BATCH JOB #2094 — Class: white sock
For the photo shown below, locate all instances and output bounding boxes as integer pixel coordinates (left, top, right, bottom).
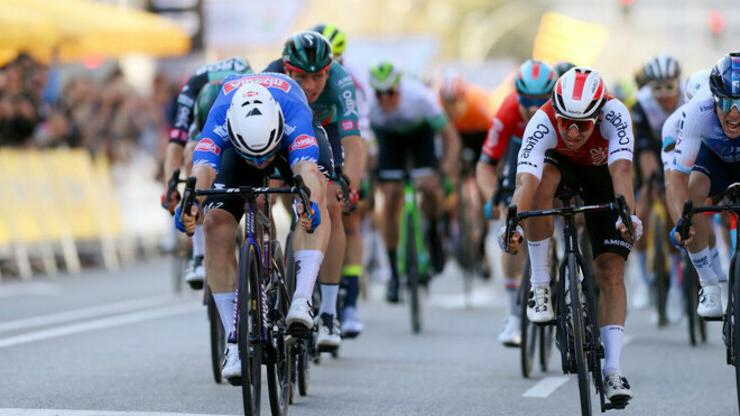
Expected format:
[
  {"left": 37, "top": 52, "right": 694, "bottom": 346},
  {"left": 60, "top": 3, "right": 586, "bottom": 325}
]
[
  {"left": 192, "top": 224, "right": 205, "bottom": 258},
  {"left": 527, "top": 239, "right": 551, "bottom": 288},
  {"left": 213, "top": 292, "right": 236, "bottom": 337},
  {"left": 689, "top": 247, "right": 719, "bottom": 287},
  {"left": 601, "top": 325, "right": 625, "bottom": 377},
  {"left": 319, "top": 283, "right": 339, "bottom": 317},
  {"left": 710, "top": 245, "right": 726, "bottom": 282},
  {"left": 504, "top": 277, "right": 520, "bottom": 317},
  {"left": 293, "top": 250, "right": 324, "bottom": 301}
]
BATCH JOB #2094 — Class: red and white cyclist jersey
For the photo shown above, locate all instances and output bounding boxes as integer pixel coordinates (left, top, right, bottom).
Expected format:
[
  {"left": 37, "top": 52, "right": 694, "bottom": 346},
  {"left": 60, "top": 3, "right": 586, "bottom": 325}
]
[
  {"left": 516, "top": 96, "right": 635, "bottom": 180},
  {"left": 480, "top": 92, "right": 528, "bottom": 164}
]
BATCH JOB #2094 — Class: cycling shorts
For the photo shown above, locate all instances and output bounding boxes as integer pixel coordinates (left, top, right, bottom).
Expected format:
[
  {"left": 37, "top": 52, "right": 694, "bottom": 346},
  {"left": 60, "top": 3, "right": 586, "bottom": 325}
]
[
  {"left": 374, "top": 125, "right": 438, "bottom": 181},
  {"left": 545, "top": 150, "right": 632, "bottom": 260},
  {"left": 692, "top": 142, "right": 740, "bottom": 198}
]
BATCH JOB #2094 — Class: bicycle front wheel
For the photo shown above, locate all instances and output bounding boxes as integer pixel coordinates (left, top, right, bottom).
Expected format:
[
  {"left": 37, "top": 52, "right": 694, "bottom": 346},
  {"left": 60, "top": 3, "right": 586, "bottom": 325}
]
[
  {"left": 239, "top": 244, "right": 263, "bottom": 416},
  {"left": 519, "top": 260, "right": 536, "bottom": 378},
  {"left": 568, "top": 254, "right": 592, "bottom": 416},
  {"left": 207, "top": 286, "right": 225, "bottom": 384},
  {"left": 406, "top": 212, "right": 421, "bottom": 334},
  {"left": 730, "top": 253, "right": 740, "bottom": 414}
]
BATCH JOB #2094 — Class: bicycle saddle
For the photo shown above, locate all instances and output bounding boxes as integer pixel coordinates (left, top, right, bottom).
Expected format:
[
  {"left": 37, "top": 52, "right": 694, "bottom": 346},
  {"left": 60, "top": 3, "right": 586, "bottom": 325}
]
[{"left": 725, "top": 182, "right": 740, "bottom": 203}]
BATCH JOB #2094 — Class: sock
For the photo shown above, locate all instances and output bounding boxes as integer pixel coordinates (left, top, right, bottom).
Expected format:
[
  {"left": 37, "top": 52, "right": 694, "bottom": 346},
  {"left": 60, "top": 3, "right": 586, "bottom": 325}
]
[
  {"left": 689, "top": 247, "right": 719, "bottom": 287},
  {"left": 527, "top": 239, "right": 551, "bottom": 288},
  {"left": 710, "top": 245, "right": 726, "bottom": 282},
  {"left": 504, "top": 277, "right": 520, "bottom": 317},
  {"left": 293, "top": 250, "right": 324, "bottom": 301},
  {"left": 342, "top": 264, "right": 361, "bottom": 308},
  {"left": 601, "top": 325, "right": 625, "bottom": 377},
  {"left": 192, "top": 224, "right": 205, "bottom": 258},
  {"left": 319, "top": 283, "right": 339, "bottom": 317},
  {"left": 635, "top": 251, "right": 652, "bottom": 284},
  {"left": 387, "top": 249, "right": 399, "bottom": 283},
  {"left": 213, "top": 292, "right": 236, "bottom": 339}
]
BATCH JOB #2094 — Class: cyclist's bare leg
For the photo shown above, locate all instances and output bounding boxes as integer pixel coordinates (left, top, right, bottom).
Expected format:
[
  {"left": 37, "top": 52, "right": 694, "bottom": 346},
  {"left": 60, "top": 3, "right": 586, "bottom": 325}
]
[
  {"left": 381, "top": 181, "right": 404, "bottom": 296},
  {"left": 417, "top": 174, "right": 444, "bottom": 220},
  {"left": 594, "top": 252, "right": 627, "bottom": 377},
  {"left": 524, "top": 164, "right": 559, "bottom": 287},
  {"left": 501, "top": 248, "right": 525, "bottom": 316},
  {"left": 204, "top": 208, "right": 239, "bottom": 334},
  {"left": 685, "top": 171, "right": 718, "bottom": 286}
]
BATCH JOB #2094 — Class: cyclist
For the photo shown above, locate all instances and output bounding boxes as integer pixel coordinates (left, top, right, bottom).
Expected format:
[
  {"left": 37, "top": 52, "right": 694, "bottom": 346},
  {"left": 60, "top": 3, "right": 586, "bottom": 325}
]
[
  {"left": 439, "top": 71, "right": 492, "bottom": 278},
  {"left": 631, "top": 54, "right": 683, "bottom": 306},
  {"left": 311, "top": 23, "right": 370, "bottom": 338},
  {"left": 369, "top": 61, "right": 461, "bottom": 303},
  {"left": 162, "top": 57, "right": 253, "bottom": 289},
  {"left": 178, "top": 73, "right": 332, "bottom": 382},
  {"left": 553, "top": 61, "right": 575, "bottom": 77},
  {"left": 502, "top": 67, "right": 639, "bottom": 403},
  {"left": 476, "top": 59, "right": 557, "bottom": 346},
  {"left": 670, "top": 52, "right": 740, "bottom": 319},
  {"left": 264, "top": 30, "right": 363, "bottom": 349}
]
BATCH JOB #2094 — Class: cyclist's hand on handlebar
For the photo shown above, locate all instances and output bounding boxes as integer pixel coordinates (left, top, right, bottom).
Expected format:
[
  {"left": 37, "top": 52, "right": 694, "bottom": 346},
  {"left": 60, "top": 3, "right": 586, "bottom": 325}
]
[
  {"left": 670, "top": 219, "right": 695, "bottom": 247},
  {"left": 496, "top": 224, "right": 523, "bottom": 254},
  {"left": 161, "top": 187, "right": 181, "bottom": 215},
  {"left": 293, "top": 199, "right": 321, "bottom": 233},
  {"left": 615, "top": 214, "right": 643, "bottom": 242},
  {"left": 175, "top": 202, "right": 199, "bottom": 235}
]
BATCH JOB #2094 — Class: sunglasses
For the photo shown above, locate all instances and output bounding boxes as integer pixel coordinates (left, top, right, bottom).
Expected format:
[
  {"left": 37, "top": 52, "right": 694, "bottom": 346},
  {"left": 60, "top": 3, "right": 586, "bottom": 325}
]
[
  {"left": 555, "top": 114, "right": 597, "bottom": 132},
  {"left": 714, "top": 96, "right": 740, "bottom": 113},
  {"left": 649, "top": 80, "right": 679, "bottom": 97},
  {"left": 375, "top": 89, "right": 398, "bottom": 98},
  {"left": 517, "top": 94, "right": 549, "bottom": 108}
]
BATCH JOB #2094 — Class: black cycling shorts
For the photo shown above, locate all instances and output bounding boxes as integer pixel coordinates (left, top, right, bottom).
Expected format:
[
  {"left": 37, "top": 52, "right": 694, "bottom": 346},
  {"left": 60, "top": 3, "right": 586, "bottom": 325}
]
[
  {"left": 374, "top": 124, "right": 438, "bottom": 181},
  {"left": 205, "top": 124, "right": 334, "bottom": 222},
  {"left": 460, "top": 131, "right": 487, "bottom": 170},
  {"left": 545, "top": 150, "right": 632, "bottom": 260},
  {"left": 323, "top": 122, "right": 345, "bottom": 171},
  {"left": 693, "top": 142, "right": 740, "bottom": 198}
]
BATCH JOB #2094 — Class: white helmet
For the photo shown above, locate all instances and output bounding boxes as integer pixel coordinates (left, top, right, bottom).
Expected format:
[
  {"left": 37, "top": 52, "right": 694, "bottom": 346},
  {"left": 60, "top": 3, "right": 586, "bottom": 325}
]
[
  {"left": 552, "top": 67, "right": 607, "bottom": 119},
  {"left": 226, "top": 83, "right": 284, "bottom": 162},
  {"left": 684, "top": 69, "right": 710, "bottom": 102}
]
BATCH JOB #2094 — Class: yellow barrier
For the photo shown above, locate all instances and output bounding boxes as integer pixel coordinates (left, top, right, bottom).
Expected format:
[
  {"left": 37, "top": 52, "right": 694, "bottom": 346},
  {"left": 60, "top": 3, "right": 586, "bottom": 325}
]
[
  {"left": 532, "top": 12, "right": 609, "bottom": 67},
  {"left": 0, "top": 149, "right": 124, "bottom": 276}
]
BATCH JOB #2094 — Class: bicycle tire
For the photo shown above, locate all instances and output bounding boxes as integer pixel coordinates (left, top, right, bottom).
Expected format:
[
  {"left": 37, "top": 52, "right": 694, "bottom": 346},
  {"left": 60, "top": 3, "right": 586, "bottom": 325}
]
[
  {"left": 406, "top": 211, "right": 421, "bottom": 334},
  {"left": 540, "top": 240, "right": 559, "bottom": 372},
  {"left": 239, "top": 244, "right": 262, "bottom": 416},
  {"left": 731, "top": 253, "right": 740, "bottom": 414},
  {"left": 297, "top": 341, "right": 309, "bottom": 396},
  {"left": 520, "top": 260, "right": 536, "bottom": 378},
  {"left": 207, "top": 286, "right": 225, "bottom": 384},
  {"left": 652, "top": 213, "right": 669, "bottom": 327},
  {"left": 568, "top": 254, "right": 592, "bottom": 416},
  {"left": 267, "top": 337, "right": 291, "bottom": 416},
  {"left": 456, "top": 179, "right": 479, "bottom": 303},
  {"left": 683, "top": 257, "right": 704, "bottom": 346},
  {"left": 267, "top": 240, "right": 292, "bottom": 415}
]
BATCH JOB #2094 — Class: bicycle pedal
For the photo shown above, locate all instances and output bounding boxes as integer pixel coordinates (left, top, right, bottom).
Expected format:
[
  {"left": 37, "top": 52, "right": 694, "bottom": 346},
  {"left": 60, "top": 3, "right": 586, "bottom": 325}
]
[
  {"left": 317, "top": 343, "right": 339, "bottom": 353},
  {"left": 286, "top": 323, "right": 311, "bottom": 339},
  {"left": 606, "top": 397, "right": 630, "bottom": 410},
  {"left": 226, "top": 376, "right": 242, "bottom": 387},
  {"left": 702, "top": 316, "right": 724, "bottom": 322},
  {"left": 534, "top": 319, "right": 556, "bottom": 327},
  {"left": 187, "top": 280, "right": 204, "bottom": 290}
]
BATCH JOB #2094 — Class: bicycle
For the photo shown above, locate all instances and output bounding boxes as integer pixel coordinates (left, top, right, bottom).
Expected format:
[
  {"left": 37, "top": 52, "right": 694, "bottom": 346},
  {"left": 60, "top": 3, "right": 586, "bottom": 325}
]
[
  {"left": 505, "top": 191, "right": 633, "bottom": 415},
  {"left": 180, "top": 175, "right": 312, "bottom": 416},
  {"left": 677, "top": 182, "right": 740, "bottom": 413},
  {"left": 645, "top": 174, "right": 670, "bottom": 327},
  {"left": 682, "top": 251, "right": 707, "bottom": 346},
  {"left": 454, "top": 148, "right": 485, "bottom": 306},
  {"left": 397, "top": 171, "right": 431, "bottom": 334}
]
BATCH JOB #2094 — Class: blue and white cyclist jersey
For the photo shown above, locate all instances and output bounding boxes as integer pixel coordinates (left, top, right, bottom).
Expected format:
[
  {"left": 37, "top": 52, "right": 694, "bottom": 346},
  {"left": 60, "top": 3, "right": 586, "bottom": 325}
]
[
  {"left": 193, "top": 72, "right": 321, "bottom": 174},
  {"left": 674, "top": 91, "right": 740, "bottom": 174}
]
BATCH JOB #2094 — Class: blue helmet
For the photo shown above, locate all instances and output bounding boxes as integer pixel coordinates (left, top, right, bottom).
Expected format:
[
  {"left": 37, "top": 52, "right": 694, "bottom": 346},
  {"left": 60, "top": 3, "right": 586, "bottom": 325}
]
[
  {"left": 515, "top": 60, "right": 557, "bottom": 96},
  {"left": 709, "top": 52, "right": 740, "bottom": 99}
]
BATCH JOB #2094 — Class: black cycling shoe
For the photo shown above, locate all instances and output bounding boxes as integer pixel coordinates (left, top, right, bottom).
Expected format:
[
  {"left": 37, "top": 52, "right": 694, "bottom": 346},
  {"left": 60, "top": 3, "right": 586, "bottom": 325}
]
[
  {"left": 386, "top": 277, "right": 400, "bottom": 304},
  {"left": 427, "top": 223, "right": 446, "bottom": 274}
]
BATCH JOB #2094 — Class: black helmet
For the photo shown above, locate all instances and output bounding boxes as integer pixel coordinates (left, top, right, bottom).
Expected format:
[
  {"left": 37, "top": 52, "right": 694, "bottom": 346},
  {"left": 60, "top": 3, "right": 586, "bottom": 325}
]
[
  {"left": 553, "top": 61, "right": 576, "bottom": 77},
  {"left": 709, "top": 52, "right": 740, "bottom": 99},
  {"left": 282, "top": 31, "right": 333, "bottom": 73}
]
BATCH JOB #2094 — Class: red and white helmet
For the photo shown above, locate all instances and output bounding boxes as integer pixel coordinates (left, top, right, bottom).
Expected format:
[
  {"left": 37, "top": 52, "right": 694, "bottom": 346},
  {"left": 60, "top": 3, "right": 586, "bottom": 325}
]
[{"left": 552, "top": 67, "right": 607, "bottom": 119}]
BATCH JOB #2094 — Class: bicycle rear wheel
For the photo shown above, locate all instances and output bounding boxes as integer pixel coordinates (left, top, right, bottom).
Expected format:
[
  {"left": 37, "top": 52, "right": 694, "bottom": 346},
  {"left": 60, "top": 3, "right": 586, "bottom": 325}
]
[
  {"left": 568, "top": 254, "right": 592, "bottom": 416},
  {"left": 406, "top": 212, "right": 422, "bottom": 334},
  {"left": 207, "top": 286, "right": 225, "bottom": 384},
  {"left": 239, "top": 244, "right": 263, "bottom": 416},
  {"left": 683, "top": 256, "right": 706, "bottom": 346}
]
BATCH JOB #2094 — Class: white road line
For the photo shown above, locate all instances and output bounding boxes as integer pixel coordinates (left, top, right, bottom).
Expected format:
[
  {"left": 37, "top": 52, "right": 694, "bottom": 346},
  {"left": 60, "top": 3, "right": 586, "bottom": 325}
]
[
  {"left": 0, "top": 302, "right": 200, "bottom": 349},
  {"left": 0, "top": 409, "right": 236, "bottom": 416},
  {"left": 0, "top": 295, "right": 180, "bottom": 334},
  {"left": 522, "top": 376, "right": 570, "bottom": 398}
]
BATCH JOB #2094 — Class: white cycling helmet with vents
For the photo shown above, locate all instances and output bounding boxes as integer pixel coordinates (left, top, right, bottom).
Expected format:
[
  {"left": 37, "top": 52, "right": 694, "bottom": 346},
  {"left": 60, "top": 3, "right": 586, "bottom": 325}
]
[
  {"left": 552, "top": 67, "right": 607, "bottom": 119},
  {"left": 226, "top": 83, "right": 284, "bottom": 162}
]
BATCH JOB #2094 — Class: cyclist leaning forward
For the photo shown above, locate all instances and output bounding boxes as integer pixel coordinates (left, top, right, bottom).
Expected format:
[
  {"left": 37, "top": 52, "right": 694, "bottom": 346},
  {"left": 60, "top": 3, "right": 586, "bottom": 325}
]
[
  {"left": 670, "top": 52, "right": 740, "bottom": 319},
  {"left": 162, "top": 57, "right": 253, "bottom": 289},
  {"left": 264, "top": 30, "right": 364, "bottom": 350},
  {"left": 501, "top": 67, "right": 640, "bottom": 404},
  {"left": 476, "top": 59, "right": 557, "bottom": 347},
  {"left": 178, "top": 72, "right": 333, "bottom": 383},
  {"left": 368, "top": 61, "right": 461, "bottom": 303}
]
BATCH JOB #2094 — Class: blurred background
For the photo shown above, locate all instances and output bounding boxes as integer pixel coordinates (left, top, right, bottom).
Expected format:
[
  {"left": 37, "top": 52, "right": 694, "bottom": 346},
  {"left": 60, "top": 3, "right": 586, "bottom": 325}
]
[{"left": 0, "top": 0, "right": 735, "bottom": 279}]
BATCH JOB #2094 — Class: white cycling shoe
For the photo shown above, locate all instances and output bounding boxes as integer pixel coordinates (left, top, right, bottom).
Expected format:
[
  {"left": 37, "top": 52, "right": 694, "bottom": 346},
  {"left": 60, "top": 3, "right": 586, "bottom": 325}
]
[
  {"left": 184, "top": 255, "right": 205, "bottom": 290},
  {"left": 317, "top": 313, "right": 341, "bottom": 351},
  {"left": 604, "top": 373, "right": 632, "bottom": 404},
  {"left": 287, "top": 297, "right": 314, "bottom": 335},
  {"left": 340, "top": 306, "right": 363, "bottom": 338},
  {"left": 222, "top": 343, "right": 241, "bottom": 383},
  {"left": 527, "top": 286, "right": 554, "bottom": 323},
  {"left": 697, "top": 284, "right": 723, "bottom": 319},
  {"left": 498, "top": 315, "right": 521, "bottom": 347}
]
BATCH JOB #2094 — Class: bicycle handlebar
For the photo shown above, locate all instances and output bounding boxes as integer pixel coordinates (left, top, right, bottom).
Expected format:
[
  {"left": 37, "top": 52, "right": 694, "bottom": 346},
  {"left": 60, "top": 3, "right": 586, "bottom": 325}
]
[{"left": 677, "top": 198, "right": 740, "bottom": 243}]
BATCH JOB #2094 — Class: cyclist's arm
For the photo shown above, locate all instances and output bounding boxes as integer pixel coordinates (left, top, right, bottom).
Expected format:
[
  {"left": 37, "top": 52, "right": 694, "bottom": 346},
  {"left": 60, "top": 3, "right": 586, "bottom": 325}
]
[
  {"left": 333, "top": 68, "right": 366, "bottom": 187},
  {"left": 601, "top": 99, "right": 636, "bottom": 212},
  {"left": 511, "top": 110, "right": 557, "bottom": 213},
  {"left": 477, "top": 113, "right": 512, "bottom": 200},
  {"left": 476, "top": 162, "right": 498, "bottom": 202},
  {"left": 669, "top": 106, "right": 702, "bottom": 221},
  {"left": 439, "top": 122, "right": 462, "bottom": 178}
]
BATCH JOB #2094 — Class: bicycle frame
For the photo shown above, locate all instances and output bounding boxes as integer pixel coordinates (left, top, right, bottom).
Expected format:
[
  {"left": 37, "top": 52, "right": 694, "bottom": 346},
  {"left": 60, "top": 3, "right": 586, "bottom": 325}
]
[{"left": 398, "top": 177, "right": 429, "bottom": 276}]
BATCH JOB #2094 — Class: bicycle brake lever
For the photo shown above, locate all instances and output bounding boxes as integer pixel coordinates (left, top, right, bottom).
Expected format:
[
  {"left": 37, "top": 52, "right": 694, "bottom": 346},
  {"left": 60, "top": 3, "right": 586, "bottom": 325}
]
[
  {"left": 678, "top": 199, "right": 694, "bottom": 241},
  {"left": 615, "top": 195, "right": 634, "bottom": 242},
  {"left": 180, "top": 176, "right": 197, "bottom": 237},
  {"left": 505, "top": 205, "right": 518, "bottom": 252}
]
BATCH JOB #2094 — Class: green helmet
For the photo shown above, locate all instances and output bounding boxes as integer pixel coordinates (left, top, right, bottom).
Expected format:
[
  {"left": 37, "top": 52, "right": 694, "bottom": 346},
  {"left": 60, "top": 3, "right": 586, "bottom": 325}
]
[
  {"left": 310, "top": 23, "right": 347, "bottom": 56},
  {"left": 369, "top": 61, "right": 401, "bottom": 91},
  {"left": 194, "top": 81, "right": 223, "bottom": 133},
  {"left": 282, "top": 31, "right": 333, "bottom": 73}
]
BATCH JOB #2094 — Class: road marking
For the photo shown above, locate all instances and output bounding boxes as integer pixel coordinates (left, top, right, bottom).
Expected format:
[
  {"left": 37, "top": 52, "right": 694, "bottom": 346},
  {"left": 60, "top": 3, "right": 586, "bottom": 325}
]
[
  {"left": 0, "top": 409, "right": 237, "bottom": 416},
  {"left": 522, "top": 376, "right": 570, "bottom": 398},
  {"left": 0, "top": 302, "right": 200, "bottom": 349},
  {"left": 0, "top": 295, "right": 181, "bottom": 334}
]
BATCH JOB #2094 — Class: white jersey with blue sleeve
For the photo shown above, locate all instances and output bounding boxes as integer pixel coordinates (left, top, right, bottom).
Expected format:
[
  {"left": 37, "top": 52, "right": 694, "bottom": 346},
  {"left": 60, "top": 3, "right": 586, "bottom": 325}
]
[
  {"left": 661, "top": 104, "right": 684, "bottom": 172},
  {"left": 193, "top": 73, "right": 320, "bottom": 174}
]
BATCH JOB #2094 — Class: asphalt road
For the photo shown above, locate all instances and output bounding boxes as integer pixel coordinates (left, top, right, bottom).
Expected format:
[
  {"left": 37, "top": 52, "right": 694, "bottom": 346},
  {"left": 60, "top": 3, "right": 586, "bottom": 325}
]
[{"left": 0, "top": 256, "right": 737, "bottom": 416}]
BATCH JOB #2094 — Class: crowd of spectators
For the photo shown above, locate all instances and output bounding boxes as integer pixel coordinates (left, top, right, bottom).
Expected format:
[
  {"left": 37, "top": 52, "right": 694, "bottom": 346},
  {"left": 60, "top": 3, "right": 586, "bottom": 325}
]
[{"left": 0, "top": 53, "right": 178, "bottom": 166}]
